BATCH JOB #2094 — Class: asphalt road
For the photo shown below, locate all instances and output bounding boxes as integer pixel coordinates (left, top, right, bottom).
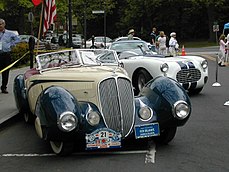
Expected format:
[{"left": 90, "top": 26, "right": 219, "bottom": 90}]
[{"left": 0, "top": 50, "right": 229, "bottom": 172}]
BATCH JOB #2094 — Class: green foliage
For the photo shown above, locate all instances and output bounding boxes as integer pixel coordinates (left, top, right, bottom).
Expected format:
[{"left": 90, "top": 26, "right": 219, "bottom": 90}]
[
  {"left": 1, "top": 0, "right": 229, "bottom": 42},
  {"left": 11, "top": 42, "right": 30, "bottom": 67}
]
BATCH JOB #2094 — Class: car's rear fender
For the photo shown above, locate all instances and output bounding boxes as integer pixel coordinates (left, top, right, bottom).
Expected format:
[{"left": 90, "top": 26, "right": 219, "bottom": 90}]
[{"left": 13, "top": 74, "right": 29, "bottom": 114}]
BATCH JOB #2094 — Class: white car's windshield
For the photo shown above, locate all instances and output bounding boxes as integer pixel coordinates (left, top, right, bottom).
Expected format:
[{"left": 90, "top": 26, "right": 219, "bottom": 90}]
[
  {"left": 110, "top": 41, "right": 149, "bottom": 53},
  {"left": 80, "top": 49, "right": 118, "bottom": 64}
]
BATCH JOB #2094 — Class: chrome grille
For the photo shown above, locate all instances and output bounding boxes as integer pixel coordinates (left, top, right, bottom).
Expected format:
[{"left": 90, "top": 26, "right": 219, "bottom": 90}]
[
  {"left": 99, "top": 77, "right": 134, "bottom": 137},
  {"left": 176, "top": 68, "right": 201, "bottom": 84}
]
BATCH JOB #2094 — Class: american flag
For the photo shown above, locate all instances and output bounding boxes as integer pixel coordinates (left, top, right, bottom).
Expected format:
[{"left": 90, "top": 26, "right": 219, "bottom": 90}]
[{"left": 43, "top": 0, "right": 57, "bottom": 35}]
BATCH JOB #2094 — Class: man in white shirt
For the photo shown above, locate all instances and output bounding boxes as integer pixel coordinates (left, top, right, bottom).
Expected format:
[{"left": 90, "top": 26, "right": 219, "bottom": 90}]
[{"left": 169, "top": 32, "right": 179, "bottom": 57}]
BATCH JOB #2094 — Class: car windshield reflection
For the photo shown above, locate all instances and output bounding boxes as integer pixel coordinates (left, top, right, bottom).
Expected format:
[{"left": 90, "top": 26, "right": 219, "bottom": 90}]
[{"left": 36, "top": 49, "right": 119, "bottom": 70}]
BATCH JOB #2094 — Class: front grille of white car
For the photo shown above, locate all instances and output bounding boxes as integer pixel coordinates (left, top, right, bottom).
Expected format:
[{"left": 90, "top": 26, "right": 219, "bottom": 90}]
[
  {"left": 99, "top": 77, "right": 134, "bottom": 138},
  {"left": 176, "top": 68, "right": 201, "bottom": 84}
]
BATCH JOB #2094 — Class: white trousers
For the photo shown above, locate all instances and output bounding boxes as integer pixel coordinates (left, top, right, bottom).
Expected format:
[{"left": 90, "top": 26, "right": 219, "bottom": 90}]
[
  {"left": 169, "top": 47, "right": 176, "bottom": 56},
  {"left": 218, "top": 51, "right": 226, "bottom": 65}
]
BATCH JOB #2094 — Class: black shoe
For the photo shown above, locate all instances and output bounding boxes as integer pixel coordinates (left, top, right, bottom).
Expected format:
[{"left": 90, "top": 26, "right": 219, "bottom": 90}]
[
  {"left": 218, "top": 62, "right": 222, "bottom": 66},
  {"left": 1, "top": 89, "right": 8, "bottom": 94},
  {"left": 219, "top": 64, "right": 226, "bottom": 67}
]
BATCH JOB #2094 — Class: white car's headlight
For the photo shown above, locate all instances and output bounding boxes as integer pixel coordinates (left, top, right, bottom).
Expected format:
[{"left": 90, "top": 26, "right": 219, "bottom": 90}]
[
  {"left": 174, "top": 101, "right": 190, "bottom": 119},
  {"left": 58, "top": 111, "right": 78, "bottom": 132},
  {"left": 139, "top": 106, "right": 153, "bottom": 121},
  {"left": 87, "top": 111, "right": 100, "bottom": 126},
  {"left": 201, "top": 60, "right": 208, "bottom": 69},
  {"left": 160, "top": 63, "right": 169, "bottom": 73}
]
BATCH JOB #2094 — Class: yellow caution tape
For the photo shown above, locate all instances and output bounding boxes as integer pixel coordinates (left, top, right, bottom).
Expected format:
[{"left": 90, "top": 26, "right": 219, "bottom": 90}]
[{"left": 0, "top": 51, "right": 29, "bottom": 73}]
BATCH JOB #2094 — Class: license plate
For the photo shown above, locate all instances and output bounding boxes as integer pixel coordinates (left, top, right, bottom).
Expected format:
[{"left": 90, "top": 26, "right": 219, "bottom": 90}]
[
  {"left": 135, "top": 123, "right": 160, "bottom": 139},
  {"left": 86, "top": 128, "right": 121, "bottom": 150}
]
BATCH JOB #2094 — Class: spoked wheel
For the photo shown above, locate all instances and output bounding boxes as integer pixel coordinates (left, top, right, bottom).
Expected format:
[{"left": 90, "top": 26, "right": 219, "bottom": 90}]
[
  {"left": 50, "top": 141, "right": 74, "bottom": 156},
  {"left": 155, "top": 127, "right": 177, "bottom": 144},
  {"left": 134, "top": 69, "right": 152, "bottom": 95}
]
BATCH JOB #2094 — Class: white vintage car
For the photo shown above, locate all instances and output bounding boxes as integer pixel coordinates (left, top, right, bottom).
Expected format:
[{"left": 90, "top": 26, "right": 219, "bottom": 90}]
[{"left": 109, "top": 40, "right": 208, "bottom": 95}]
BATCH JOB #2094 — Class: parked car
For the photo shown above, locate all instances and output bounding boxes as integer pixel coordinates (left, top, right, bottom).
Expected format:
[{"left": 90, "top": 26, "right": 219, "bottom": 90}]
[
  {"left": 19, "top": 35, "right": 39, "bottom": 43},
  {"left": 109, "top": 39, "right": 157, "bottom": 56},
  {"left": 86, "top": 36, "right": 112, "bottom": 48},
  {"left": 111, "top": 36, "right": 155, "bottom": 51},
  {"left": 45, "top": 36, "right": 52, "bottom": 44},
  {"left": 72, "top": 35, "right": 82, "bottom": 48},
  {"left": 13, "top": 49, "right": 191, "bottom": 155},
  {"left": 109, "top": 40, "right": 208, "bottom": 95},
  {"left": 113, "top": 36, "right": 142, "bottom": 42}
]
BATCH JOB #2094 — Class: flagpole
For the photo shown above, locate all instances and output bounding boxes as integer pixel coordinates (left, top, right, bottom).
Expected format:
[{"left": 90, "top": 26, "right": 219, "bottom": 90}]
[{"left": 36, "top": 1, "right": 44, "bottom": 55}]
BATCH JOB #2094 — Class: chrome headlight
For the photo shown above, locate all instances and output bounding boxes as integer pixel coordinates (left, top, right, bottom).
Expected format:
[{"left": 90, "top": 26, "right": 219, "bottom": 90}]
[
  {"left": 58, "top": 111, "right": 78, "bottom": 132},
  {"left": 201, "top": 60, "right": 208, "bottom": 69},
  {"left": 174, "top": 101, "right": 190, "bottom": 119},
  {"left": 139, "top": 106, "right": 153, "bottom": 121},
  {"left": 160, "top": 63, "right": 169, "bottom": 73},
  {"left": 87, "top": 111, "right": 100, "bottom": 126}
]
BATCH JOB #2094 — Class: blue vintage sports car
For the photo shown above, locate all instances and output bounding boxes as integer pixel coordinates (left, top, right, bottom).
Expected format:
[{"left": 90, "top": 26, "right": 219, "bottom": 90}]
[{"left": 13, "top": 49, "right": 191, "bottom": 155}]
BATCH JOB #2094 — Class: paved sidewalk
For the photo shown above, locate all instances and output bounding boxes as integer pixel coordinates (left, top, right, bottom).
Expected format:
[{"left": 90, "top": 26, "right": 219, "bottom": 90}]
[{"left": 0, "top": 67, "right": 29, "bottom": 125}]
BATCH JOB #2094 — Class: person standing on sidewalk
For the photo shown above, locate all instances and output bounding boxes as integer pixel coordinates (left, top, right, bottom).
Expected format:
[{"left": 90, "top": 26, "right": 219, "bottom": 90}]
[
  {"left": 127, "top": 29, "right": 135, "bottom": 40},
  {"left": 169, "top": 32, "right": 179, "bottom": 56},
  {"left": 0, "top": 18, "right": 20, "bottom": 94},
  {"left": 218, "top": 34, "right": 229, "bottom": 67},
  {"left": 157, "top": 31, "right": 167, "bottom": 55},
  {"left": 150, "top": 27, "right": 158, "bottom": 45}
]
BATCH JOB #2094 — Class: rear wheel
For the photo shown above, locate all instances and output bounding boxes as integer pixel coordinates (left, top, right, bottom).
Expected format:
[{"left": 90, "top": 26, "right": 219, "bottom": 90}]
[
  {"left": 134, "top": 69, "right": 152, "bottom": 95},
  {"left": 24, "top": 111, "right": 35, "bottom": 124},
  {"left": 50, "top": 141, "right": 74, "bottom": 156}
]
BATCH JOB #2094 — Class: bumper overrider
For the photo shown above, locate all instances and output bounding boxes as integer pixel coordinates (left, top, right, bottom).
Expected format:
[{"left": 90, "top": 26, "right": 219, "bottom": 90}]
[{"left": 34, "top": 76, "right": 191, "bottom": 151}]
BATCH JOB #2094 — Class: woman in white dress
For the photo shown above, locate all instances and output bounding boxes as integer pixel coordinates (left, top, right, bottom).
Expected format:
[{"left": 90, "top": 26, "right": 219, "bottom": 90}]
[
  {"left": 218, "top": 34, "right": 229, "bottom": 66},
  {"left": 157, "top": 31, "right": 167, "bottom": 55}
]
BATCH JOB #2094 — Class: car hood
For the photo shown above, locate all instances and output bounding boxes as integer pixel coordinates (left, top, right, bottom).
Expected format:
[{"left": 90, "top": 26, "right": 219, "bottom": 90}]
[
  {"left": 32, "top": 66, "right": 127, "bottom": 81},
  {"left": 128, "top": 55, "right": 203, "bottom": 63},
  {"left": 25, "top": 66, "right": 129, "bottom": 113}
]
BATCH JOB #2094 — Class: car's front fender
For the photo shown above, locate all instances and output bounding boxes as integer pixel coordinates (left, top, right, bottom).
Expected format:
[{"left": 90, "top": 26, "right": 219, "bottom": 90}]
[
  {"left": 141, "top": 76, "right": 191, "bottom": 127},
  {"left": 35, "top": 86, "right": 82, "bottom": 128}
]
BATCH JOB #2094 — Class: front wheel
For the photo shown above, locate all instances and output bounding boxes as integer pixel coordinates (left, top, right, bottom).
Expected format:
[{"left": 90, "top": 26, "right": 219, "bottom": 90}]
[
  {"left": 188, "top": 87, "right": 203, "bottom": 95},
  {"left": 134, "top": 70, "right": 152, "bottom": 95},
  {"left": 50, "top": 141, "right": 74, "bottom": 156},
  {"left": 155, "top": 127, "right": 177, "bottom": 144}
]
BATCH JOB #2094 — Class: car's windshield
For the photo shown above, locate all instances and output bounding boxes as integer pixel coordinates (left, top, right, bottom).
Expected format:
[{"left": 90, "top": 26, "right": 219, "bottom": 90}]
[
  {"left": 80, "top": 49, "right": 118, "bottom": 64},
  {"left": 36, "top": 49, "right": 118, "bottom": 70},
  {"left": 110, "top": 41, "right": 149, "bottom": 53},
  {"left": 36, "top": 51, "right": 79, "bottom": 70},
  {"left": 73, "top": 37, "right": 81, "bottom": 41}
]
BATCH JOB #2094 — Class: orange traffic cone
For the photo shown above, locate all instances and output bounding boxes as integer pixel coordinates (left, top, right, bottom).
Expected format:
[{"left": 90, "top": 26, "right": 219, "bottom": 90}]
[{"left": 181, "top": 45, "right": 186, "bottom": 56}]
